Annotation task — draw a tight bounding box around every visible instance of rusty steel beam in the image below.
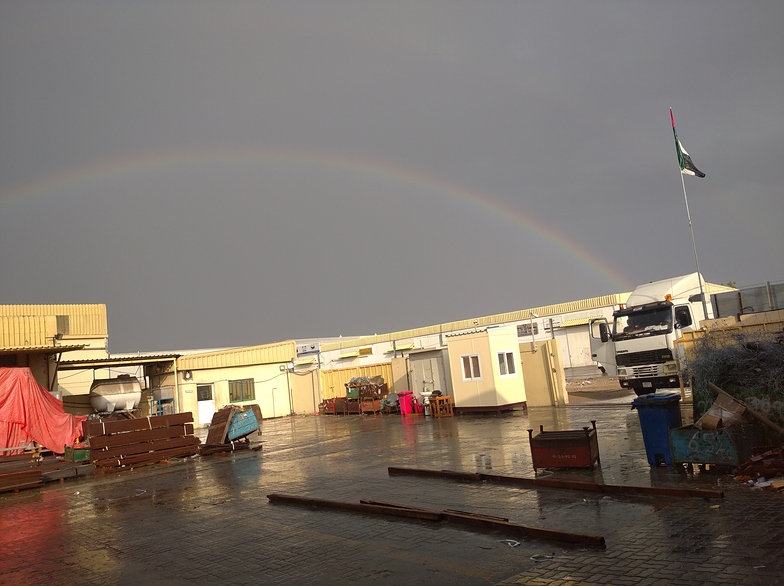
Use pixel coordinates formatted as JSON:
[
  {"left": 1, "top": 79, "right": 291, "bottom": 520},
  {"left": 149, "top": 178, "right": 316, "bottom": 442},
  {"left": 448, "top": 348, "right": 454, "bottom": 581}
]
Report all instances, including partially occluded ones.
[
  {"left": 389, "top": 467, "right": 724, "bottom": 499},
  {"left": 89, "top": 424, "right": 194, "bottom": 450},
  {"left": 269, "top": 494, "right": 605, "bottom": 547},
  {"left": 84, "top": 413, "right": 193, "bottom": 438},
  {"left": 267, "top": 494, "right": 443, "bottom": 521},
  {"left": 440, "top": 510, "right": 605, "bottom": 546},
  {"left": 387, "top": 467, "right": 482, "bottom": 481}
]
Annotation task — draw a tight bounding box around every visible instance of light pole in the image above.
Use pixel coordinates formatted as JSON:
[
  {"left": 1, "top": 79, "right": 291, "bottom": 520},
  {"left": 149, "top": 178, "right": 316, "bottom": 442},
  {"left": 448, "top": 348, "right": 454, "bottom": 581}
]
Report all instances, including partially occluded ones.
[{"left": 529, "top": 313, "right": 539, "bottom": 353}]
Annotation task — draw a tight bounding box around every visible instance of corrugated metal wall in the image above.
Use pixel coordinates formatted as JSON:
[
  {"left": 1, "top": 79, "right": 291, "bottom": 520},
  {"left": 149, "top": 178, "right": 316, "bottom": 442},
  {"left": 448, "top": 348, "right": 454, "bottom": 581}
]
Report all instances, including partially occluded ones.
[
  {"left": 0, "top": 304, "right": 107, "bottom": 336},
  {"left": 320, "top": 363, "right": 394, "bottom": 398},
  {"left": 0, "top": 315, "right": 55, "bottom": 347},
  {"left": 178, "top": 340, "right": 296, "bottom": 370}
]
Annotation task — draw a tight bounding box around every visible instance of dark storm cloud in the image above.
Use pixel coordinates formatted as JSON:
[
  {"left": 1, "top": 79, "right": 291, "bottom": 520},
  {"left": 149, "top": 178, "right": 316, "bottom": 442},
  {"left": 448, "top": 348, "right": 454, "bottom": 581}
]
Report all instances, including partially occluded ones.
[{"left": 1, "top": 1, "right": 782, "bottom": 352}]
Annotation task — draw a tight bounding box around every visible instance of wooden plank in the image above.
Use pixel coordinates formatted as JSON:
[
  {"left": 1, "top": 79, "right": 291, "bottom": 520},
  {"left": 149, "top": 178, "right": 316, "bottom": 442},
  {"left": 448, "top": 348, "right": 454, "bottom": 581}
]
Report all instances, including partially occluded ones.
[
  {"left": 85, "top": 413, "right": 193, "bottom": 437},
  {"left": 89, "top": 424, "right": 194, "bottom": 450},
  {"left": 91, "top": 436, "right": 200, "bottom": 461}
]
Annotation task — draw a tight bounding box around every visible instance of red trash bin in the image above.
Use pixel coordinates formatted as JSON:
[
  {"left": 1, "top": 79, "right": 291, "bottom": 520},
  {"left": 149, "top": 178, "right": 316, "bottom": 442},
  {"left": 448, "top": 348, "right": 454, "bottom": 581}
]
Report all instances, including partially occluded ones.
[{"left": 398, "top": 390, "right": 413, "bottom": 415}]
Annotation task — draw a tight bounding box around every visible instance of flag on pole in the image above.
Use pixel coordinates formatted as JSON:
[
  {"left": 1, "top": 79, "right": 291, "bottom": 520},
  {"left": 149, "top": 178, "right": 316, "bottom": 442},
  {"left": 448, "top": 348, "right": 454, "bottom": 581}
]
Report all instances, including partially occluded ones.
[{"left": 670, "top": 108, "right": 705, "bottom": 177}]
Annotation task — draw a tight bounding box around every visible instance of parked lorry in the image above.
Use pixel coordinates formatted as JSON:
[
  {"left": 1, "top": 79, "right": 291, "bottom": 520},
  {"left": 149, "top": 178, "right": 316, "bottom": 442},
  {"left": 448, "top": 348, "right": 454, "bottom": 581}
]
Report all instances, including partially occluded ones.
[{"left": 589, "top": 273, "right": 719, "bottom": 395}]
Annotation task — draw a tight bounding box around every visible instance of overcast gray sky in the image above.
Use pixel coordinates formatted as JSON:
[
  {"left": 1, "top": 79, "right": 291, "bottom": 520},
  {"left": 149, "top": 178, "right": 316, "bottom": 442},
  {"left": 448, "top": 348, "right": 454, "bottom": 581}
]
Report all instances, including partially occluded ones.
[{"left": 1, "top": 2, "right": 782, "bottom": 353}]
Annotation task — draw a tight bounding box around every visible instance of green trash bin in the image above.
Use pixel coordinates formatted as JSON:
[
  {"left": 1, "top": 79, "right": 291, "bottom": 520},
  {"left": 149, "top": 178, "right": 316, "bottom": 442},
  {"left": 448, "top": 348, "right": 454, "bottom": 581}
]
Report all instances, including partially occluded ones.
[{"left": 631, "top": 392, "right": 682, "bottom": 467}]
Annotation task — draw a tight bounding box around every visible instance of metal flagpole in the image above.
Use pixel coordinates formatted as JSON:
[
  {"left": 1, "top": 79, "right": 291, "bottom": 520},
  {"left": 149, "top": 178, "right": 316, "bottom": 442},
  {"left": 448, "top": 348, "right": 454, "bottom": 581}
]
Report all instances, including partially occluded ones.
[{"left": 679, "top": 170, "right": 709, "bottom": 318}]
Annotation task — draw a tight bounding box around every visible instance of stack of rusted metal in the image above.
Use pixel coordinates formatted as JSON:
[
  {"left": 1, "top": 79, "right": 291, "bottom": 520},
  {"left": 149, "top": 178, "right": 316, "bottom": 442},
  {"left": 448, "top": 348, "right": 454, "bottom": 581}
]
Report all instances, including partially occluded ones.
[
  {"left": 0, "top": 452, "right": 43, "bottom": 493},
  {"left": 86, "top": 412, "right": 200, "bottom": 469},
  {"left": 0, "top": 449, "right": 95, "bottom": 493}
]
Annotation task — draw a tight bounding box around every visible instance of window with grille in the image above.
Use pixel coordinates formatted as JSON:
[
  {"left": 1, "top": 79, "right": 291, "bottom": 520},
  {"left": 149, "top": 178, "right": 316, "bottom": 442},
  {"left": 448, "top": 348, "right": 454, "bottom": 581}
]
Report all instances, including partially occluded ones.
[
  {"left": 517, "top": 323, "right": 539, "bottom": 337},
  {"left": 229, "top": 378, "right": 255, "bottom": 402}
]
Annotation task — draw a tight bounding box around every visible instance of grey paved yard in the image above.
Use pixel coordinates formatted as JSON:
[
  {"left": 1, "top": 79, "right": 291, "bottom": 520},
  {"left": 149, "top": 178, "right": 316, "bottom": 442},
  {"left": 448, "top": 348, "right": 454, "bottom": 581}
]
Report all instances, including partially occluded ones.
[{"left": 1, "top": 395, "right": 782, "bottom": 585}]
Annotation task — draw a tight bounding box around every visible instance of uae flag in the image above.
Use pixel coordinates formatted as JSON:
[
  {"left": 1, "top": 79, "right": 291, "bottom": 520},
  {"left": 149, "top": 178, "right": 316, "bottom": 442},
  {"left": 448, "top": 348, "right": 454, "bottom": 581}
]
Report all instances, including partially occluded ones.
[{"left": 671, "top": 108, "right": 705, "bottom": 177}]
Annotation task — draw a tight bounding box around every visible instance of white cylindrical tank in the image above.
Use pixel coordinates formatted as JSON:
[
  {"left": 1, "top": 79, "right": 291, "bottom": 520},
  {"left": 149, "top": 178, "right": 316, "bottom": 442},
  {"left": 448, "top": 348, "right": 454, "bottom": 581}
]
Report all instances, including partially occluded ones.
[{"left": 89, "top": 375, "right": 142, "bottom": 413}]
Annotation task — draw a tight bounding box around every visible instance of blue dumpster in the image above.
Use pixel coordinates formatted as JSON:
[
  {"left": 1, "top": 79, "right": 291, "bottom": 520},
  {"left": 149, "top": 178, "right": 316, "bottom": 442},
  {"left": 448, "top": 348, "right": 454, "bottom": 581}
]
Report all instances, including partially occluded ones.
[{"left": 631, "top": 392, "right": 682, "bottom": 467}]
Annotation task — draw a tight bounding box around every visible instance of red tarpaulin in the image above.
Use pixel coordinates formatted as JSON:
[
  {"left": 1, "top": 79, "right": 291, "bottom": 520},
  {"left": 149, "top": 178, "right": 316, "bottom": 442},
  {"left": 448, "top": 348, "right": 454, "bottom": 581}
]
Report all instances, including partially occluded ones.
[{"left": 0, "top": 367, "right": 86, "bottom": 455}]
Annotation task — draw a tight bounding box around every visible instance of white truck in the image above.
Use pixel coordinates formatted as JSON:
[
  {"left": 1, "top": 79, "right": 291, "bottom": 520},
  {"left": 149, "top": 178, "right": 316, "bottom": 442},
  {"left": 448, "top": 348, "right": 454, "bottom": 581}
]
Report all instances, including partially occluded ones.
[{"left": 589, "top": 273, "right": 712, "bottom": 395}]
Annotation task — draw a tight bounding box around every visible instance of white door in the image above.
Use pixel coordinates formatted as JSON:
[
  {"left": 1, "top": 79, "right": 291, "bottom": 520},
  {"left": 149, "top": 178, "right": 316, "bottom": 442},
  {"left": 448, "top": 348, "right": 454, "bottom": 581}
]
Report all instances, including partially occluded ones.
[
  {"left": 589, "top": 318, "right": 617, "bottom": 376},
  {"left": 196, "top": 384, "right": 215, "bottom": 426}
]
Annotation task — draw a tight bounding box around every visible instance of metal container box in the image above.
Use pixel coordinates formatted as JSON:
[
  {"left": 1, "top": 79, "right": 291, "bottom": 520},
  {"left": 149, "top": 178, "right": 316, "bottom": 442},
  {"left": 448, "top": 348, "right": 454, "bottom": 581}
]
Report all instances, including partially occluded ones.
[
  {"left": 669, "top": 424, "right": 765, "bottom": 467},
  {"left": 528, "top": 421, "right": 600, "bottom": 471},
  {"left": 226, "top": 409, "right": 260, "bottom": 441}
]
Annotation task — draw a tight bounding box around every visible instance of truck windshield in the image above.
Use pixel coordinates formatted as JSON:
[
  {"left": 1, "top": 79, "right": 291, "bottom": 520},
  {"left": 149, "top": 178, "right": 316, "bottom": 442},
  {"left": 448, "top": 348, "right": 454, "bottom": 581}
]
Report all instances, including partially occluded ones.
[{"left": 613, "top": 307, "right": 672, "bottom": 340}]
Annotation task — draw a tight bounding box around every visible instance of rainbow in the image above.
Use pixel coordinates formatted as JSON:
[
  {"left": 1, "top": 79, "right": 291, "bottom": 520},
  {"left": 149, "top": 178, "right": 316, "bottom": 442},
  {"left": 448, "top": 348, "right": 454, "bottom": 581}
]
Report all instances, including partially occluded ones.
[{"left": 0, "top": 147, "right": 634, "bottom": 291}]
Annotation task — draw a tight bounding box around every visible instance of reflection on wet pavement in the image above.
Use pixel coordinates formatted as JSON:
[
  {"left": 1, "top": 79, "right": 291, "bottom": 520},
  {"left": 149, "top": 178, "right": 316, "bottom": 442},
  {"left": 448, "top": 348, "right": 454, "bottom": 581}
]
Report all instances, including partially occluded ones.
[{"left": 1, "top": 399, "right": 780, "bottom": 585}]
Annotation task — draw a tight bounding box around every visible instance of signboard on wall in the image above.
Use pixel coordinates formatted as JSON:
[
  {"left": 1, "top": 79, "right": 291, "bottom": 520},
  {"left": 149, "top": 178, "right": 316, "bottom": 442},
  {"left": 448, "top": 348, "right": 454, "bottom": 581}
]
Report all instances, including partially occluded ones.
[{"left": 297, "top": 344, "right": 320, "bottom": 356}]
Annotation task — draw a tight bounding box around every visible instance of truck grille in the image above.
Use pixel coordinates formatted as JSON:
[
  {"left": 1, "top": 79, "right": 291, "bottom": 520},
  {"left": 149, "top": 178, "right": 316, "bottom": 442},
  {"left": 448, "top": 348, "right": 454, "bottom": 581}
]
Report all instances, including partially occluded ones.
[
  {"left": 630, "top": 365, "right": 660, "bottom": 377},
  {"left": 617, "top": 349, "right": 673, "bottom": 367}
]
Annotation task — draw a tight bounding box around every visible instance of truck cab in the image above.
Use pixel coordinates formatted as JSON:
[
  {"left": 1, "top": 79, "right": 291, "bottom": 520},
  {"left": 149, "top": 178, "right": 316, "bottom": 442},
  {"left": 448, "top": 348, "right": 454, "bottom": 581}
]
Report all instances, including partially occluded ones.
[{"left": 589, "top": 273, "right": 710, "bottom": 395}]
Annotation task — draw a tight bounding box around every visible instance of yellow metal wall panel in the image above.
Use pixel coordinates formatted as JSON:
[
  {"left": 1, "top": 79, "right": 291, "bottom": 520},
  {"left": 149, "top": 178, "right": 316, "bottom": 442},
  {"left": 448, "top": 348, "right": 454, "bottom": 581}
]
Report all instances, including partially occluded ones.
[
  {"left": 320, "top": 363, "right": 394, "bottom": 399},
  {"left": 178, "top": 340, "right": 297, "bottom": 371},
  {"left": 0, "top": 315, "right": 56, "bottom": 348},
  {"left": 0, "top": 304, "right": 107, "bottom": 336}
]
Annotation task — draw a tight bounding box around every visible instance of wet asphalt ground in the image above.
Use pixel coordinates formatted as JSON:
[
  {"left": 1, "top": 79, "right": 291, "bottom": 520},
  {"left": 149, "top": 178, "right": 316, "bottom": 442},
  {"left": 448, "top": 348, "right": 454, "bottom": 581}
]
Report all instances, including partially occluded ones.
[{"left": 1, "top": 390, "right": 783, "bottom": 585}]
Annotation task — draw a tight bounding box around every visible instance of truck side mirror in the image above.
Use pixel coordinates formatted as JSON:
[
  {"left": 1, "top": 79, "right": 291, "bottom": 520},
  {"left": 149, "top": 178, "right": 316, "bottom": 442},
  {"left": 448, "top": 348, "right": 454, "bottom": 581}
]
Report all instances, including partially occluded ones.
[{"left": 599, "top": 322, "right": 610, "bottom": 343}]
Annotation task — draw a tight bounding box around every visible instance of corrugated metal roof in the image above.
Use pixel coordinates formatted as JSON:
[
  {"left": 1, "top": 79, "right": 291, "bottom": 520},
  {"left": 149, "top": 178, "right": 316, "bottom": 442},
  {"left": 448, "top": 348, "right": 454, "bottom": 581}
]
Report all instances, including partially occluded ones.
[
  {"left": 177, "top": 340, "right": 296, "bottom": 370},
  {"left": 320, "top": 292, "right": 632, "bottom": 351},
  {"left": 58, "top": 353, "right": 180, "bottom": 370},
  {"left": 0, "top": 344, "right": 85, "bottom": 356},
  {"left": 445, "top": 328, "right": 487, "bottom": 338}
]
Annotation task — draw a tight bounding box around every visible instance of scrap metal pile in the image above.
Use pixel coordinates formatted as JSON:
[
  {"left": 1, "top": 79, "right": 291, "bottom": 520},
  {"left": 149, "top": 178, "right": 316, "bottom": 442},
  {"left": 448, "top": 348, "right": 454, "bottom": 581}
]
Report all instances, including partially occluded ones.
[
  {"left": 685, "top": 329, "right": 784, "bottom": 428},
  {"left": 681, "top": 329, "right": 784, "bottom": 486},
  {"left": 320, "top": 376, "right": 388, "bottom": 415}
]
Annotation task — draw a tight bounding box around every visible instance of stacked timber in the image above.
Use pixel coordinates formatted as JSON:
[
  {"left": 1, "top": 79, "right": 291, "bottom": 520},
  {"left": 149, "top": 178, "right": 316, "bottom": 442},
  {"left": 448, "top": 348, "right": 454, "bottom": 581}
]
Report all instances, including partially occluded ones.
[{"left": 86, "top": 412, "right": 200, "bottom": 468}]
